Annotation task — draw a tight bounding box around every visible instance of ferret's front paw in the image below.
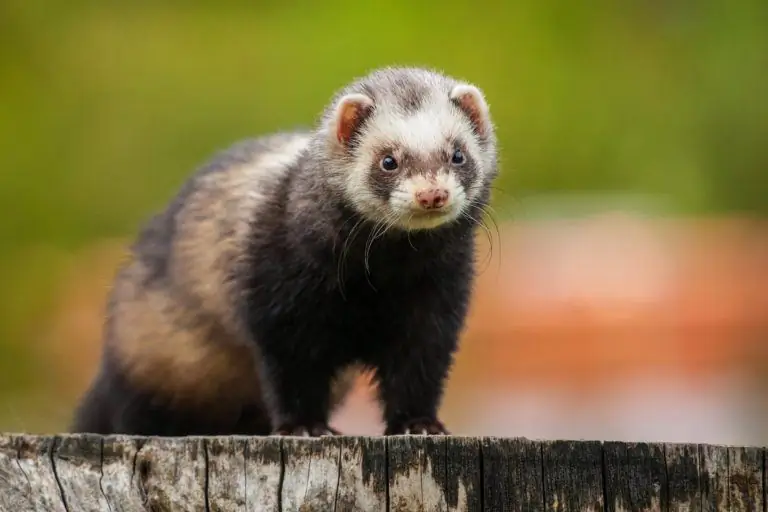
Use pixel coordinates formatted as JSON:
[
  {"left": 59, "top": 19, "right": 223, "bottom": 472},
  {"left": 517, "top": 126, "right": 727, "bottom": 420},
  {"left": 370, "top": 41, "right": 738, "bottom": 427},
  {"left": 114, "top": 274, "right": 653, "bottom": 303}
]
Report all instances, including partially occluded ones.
[
  {"left": 272, "top": 423, "right": 340, "bottom": 437},
  {"left": 385, "top": 418, "right": 449, "bottom": 435}
]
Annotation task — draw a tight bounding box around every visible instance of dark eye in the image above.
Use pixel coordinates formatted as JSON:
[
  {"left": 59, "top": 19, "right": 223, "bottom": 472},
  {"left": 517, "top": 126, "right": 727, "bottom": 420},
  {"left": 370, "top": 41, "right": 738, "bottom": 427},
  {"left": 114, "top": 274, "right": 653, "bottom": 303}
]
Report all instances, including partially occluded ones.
[
  {"left": 451, "top": 148, "right": 466, "bottom": 165},
  {"left": 380, "top": 155, "right": 398, "bottom": 171}
]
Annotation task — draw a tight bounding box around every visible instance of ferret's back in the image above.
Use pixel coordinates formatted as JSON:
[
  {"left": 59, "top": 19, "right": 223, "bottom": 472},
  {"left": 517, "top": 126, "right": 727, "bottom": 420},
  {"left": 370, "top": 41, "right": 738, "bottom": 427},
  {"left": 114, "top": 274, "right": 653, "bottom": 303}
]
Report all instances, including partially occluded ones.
[
  {"left": 99, "top": 132, "right": 312, "bottom": 414},
  {"left": 134, "top": 131, "right": 310, "bottom": 320}
]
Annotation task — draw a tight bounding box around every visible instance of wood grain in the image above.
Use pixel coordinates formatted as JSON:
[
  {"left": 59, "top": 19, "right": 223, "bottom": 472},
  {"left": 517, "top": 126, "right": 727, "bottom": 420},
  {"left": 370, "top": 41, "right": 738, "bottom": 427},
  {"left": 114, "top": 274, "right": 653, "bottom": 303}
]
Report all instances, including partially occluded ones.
[
  {"left": 603, "top": 441, "right": 666, "bottom": 512},
  {"left": 542, "top": 439, "right": 603, "bottom": 512},
  {"left": 700, "top": 444, "right": 728, "bottom": 512},
  {"left": 481, "top": 436, "right": 542, "bottom": 511},
  {"left": 0, "top": 434, "right": 764, "bottom": 511},
  {"left": 666, "top": 443, "right": 702, "bottom": 511}
]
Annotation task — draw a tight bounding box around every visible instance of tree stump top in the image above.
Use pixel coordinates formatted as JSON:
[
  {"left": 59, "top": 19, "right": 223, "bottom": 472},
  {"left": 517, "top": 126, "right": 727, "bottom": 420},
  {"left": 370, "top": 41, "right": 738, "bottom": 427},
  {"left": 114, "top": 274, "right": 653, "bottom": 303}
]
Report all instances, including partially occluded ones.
[{"left": 0, "top": 434, "right": 763, "bottom": 511}]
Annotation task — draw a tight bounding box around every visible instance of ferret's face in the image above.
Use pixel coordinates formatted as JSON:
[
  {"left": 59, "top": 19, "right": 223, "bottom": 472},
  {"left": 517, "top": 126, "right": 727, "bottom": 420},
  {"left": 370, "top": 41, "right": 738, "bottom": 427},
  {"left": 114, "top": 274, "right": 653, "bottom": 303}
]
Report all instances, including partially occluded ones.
[{"left": 326, "top": 72, "right": 497, "bottom": 231}]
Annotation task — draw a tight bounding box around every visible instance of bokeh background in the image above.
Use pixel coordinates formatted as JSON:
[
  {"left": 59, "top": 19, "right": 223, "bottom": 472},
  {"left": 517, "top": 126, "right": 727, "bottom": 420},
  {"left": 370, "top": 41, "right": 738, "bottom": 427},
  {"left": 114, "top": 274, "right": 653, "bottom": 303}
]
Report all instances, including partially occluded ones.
[{"left": 2, "top": 1, "right": 766, "bottom": 444}]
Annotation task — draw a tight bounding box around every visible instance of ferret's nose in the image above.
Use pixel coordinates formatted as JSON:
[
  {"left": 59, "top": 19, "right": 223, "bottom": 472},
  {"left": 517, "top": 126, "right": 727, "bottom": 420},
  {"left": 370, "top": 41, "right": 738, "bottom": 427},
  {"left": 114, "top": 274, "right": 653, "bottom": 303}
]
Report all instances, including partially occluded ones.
[{"left": 415, "top": 188, "right": 450, "bottom": 210}]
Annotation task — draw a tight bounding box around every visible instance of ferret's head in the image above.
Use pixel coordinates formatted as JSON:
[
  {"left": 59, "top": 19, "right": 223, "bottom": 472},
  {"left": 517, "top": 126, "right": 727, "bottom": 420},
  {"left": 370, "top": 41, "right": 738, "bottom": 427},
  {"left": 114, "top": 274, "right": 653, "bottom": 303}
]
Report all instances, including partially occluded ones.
[{"left": 319, "top": 67, "right": 498, "bottom": 231}]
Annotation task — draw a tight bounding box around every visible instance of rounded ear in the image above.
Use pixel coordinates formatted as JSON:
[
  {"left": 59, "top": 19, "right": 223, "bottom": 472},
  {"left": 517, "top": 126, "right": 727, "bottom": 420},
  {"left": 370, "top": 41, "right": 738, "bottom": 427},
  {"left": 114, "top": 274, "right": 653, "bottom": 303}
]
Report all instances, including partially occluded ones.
[
  {"left": 449, "top": 84, "right": 491, "bottom": 138},
  {"left": 329, "top": 93, "right": 375, "bottom": 148}
]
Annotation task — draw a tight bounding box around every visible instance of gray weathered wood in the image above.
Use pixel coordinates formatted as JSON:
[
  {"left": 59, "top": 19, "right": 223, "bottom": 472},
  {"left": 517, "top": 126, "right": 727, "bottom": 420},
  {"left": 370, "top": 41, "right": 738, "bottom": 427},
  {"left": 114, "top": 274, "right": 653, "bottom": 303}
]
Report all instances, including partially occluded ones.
[
  {"left": 100, "top": 435, "right": 145, "bottom": 512},
  {"left": 134, "top": 436, "right": 208, "bottom": 511},
  {"left": 666, "top": 443, "right": 702, "bottom": 511},
  {"left": 335, "top": 436, "right": 387, "bottom": 511},
  {"left": 244, "top": 436, "right": 282, "bottom": 510},
  {"left": 481, "top": 436, "right": 543, "bottom": 511},
  {"left": 727, "top": 446, "right": 763, "bottom": 511},
  {"left": 604, "top": 441, "right": 667, "bottom": 512},
  {"left": 281, "top": 436, "right": 341, "bottom": 510},
  {"left": 0, "top": 434, "right": 766, "bottom": 511},
  {"left": 0, "top": 435, "right": 38, "bottom": 511},
  {"left": 207, "top": 436, "right": 247, "bottom": 511},
  {"left": 542, "top": 439, "right": 603, "bottom": 512},
  {"left": 445, "top": 437, "right": 482, "bottom": 511},
  {"left": 52, "top": 434, "right": 110, "bottom": 512},
  {"left": 15, "top": 435, "right": 68, "bottom": 512},
  {"left": 388, "top": 435, "right": 450, "bottom": 511},
  {"left": 700, "top": 444, "right": 728, "bottom": 512}
]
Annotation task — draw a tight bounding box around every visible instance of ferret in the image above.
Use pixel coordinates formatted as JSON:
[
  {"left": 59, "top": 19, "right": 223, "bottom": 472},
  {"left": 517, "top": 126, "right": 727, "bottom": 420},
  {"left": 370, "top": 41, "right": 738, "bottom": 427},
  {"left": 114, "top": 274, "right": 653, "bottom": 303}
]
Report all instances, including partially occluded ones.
[{"left": 70, "top": 66, "right": 499, "bottom": 436}]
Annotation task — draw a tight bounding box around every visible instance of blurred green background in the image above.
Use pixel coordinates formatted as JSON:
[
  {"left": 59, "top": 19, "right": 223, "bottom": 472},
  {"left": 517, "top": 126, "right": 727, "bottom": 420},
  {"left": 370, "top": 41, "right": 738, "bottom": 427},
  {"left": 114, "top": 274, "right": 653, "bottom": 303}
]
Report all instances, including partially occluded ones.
[{"left": 1, "top": 0, "right": 766, "bottom": 432}]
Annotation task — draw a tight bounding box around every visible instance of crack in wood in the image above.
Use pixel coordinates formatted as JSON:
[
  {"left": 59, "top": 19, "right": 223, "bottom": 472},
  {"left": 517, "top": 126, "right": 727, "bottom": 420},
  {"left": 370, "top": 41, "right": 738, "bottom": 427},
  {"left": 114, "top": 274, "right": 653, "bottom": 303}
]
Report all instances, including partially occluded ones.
[
  {"left": 539, "top": 441, "right": 546, "bottom": 512},
  {"left": 477, "top": 438, "right": 484, "bottom": 512},
  {"left": 203, "top": 438, "right": 211, "bottom": 512},
  {"left": 49, "top": 437, "right": 70, "bottom": 512},
  {"left": 277, "top": 438, "right": 285, "bottom": 512},
  {"left": 14, "top": 437, "right": 32, "bottom": 496},
  {"left": 242, "top": 438, "right": 249, "bottom": 512},
  {"left": 332, "top": 442, "right": 342, "bottom": 512},
  {"left": 98, "top": 436, "right": 113, "bottom": 512},
  {"left": 384, "top": 435, "right": 390, "bottom": 512}
]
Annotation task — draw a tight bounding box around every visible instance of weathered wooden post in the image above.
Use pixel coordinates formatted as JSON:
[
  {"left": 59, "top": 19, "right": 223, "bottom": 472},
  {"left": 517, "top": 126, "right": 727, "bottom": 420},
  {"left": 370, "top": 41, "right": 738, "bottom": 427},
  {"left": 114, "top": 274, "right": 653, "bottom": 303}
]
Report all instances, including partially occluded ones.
[{"left": 0, "top": 434, "right": 763, "bottom": 511}]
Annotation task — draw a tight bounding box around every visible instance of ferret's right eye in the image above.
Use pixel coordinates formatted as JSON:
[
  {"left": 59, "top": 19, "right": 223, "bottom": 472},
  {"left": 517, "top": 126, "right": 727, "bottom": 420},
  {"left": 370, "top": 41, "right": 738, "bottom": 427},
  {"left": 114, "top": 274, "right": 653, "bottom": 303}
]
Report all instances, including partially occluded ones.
[{"left": 380, "top": 155, "right": 399, "bottom": 172}]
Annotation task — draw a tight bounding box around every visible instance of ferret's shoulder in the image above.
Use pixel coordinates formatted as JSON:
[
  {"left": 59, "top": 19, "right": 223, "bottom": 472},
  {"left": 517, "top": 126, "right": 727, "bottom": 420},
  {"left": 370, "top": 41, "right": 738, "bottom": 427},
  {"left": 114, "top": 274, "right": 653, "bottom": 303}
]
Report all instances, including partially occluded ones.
[
  {"left": 189, "top": 130, "right": 313, "bottom": 192},
  {"left": 152, "top": 130, "right": 312, "bottom": 236},
  {"left": 124, "top": 130, "right": 313, "bottom": 307}
]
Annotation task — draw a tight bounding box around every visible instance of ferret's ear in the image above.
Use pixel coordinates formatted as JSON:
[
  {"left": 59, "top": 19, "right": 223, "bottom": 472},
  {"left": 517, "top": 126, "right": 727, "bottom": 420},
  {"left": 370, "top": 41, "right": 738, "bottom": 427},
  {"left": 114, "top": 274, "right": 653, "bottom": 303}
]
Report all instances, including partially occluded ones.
[
  {"left": 330, "top": 93, "right": 375, "bottom": 148},
  {"left": 449, "top": 84, "right": 491, "bottom": 138}
]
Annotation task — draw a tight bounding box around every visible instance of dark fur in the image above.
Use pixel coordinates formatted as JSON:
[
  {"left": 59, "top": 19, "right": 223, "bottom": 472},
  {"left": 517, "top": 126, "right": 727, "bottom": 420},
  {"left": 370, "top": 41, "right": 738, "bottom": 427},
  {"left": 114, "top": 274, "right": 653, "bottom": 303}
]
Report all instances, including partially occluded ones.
[
  {"left": 71, "top": 67, "right": 496, "bottom": 436},
  {"left": 245, "top": 165, "right": 481, "bottom": 433}
]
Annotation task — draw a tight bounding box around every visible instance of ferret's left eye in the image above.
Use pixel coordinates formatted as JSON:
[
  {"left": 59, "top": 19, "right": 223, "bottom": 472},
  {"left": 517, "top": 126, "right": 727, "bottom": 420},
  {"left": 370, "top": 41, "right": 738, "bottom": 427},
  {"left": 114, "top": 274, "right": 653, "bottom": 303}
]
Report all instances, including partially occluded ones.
[{"left": 451, "top": 148, "right": 466, "bottom": 165}]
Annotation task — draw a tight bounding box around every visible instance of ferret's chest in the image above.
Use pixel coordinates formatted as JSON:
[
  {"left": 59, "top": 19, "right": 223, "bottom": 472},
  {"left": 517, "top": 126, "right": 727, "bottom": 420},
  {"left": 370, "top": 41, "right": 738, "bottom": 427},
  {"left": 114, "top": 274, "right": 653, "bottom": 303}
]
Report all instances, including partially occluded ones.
[
  {"left": 256, "top": 275, "right": 433, "bottom": 359},
  {"left": 247, "top": 244, "right": 459, "bottom": 350},
  {"left": 246, "top": 224, "right": 471, "bottom": 339}
]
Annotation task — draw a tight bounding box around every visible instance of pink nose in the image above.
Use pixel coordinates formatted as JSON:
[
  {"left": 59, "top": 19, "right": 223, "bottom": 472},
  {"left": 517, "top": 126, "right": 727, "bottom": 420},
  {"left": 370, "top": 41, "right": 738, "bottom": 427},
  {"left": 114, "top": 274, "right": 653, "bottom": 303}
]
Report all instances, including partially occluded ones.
[{"left": 415, "top": 188, "right": 450, "bottom": 210}]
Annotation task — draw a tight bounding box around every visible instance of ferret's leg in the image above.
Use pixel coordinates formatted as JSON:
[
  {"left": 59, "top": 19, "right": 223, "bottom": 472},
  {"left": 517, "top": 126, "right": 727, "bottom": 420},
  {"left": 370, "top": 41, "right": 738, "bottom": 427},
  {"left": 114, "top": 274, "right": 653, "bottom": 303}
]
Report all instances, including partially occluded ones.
[
  {"left": 373, "top": 288, "right": 466, "bottom": 435},
  {"left": 255, "top": 344, "right": 340, "bottom": 436},
  {"left": 375, "top": 339, "right": 455, "bottom": 435},
  {"left": 232, "top": 402, "right": 273, "bottom": 435}
]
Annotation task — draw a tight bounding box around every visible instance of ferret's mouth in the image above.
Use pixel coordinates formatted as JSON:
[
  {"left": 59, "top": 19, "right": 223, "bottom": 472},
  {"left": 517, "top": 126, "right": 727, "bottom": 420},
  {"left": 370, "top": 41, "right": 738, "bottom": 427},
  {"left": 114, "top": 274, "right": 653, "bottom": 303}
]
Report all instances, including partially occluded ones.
[
  {"left": 414, "top": 209, "right": 448, "bottom": 217},
  {"left": 412, "top": 202, "right": 461, "bottom": 217},
  {"left": 400, "top": 206, "right": 460, "bottom": 230}
]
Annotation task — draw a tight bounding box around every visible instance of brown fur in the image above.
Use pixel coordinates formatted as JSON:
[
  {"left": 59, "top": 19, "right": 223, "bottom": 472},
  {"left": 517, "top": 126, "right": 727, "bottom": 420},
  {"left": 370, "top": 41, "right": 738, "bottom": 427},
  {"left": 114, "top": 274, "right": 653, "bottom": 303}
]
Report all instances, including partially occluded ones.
[
  {"left": 170, "top": 139, "right": 297, "bottom": 335},
  {"left": 108, "top": 257, "right": 261, "bottom": 408},
  {"left": 107, "top": 133, "right": 358, "bottom": 414}
]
